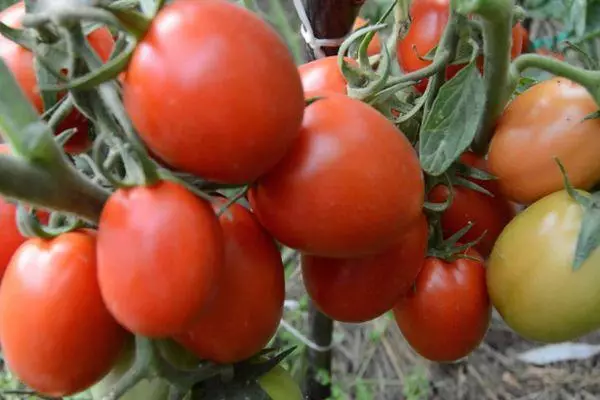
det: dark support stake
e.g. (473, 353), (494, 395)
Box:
(300, 2), (363, 399)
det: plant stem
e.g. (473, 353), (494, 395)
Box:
(299, 1), (362, 398)
(0, 58), (109, 223)
(510, 53), (600, 103)
(0, 154), (108, 223)
(455, 0), (515, 155)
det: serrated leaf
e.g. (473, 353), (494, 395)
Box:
(419, 62), (485, 176)
(573, 192), (600, 270)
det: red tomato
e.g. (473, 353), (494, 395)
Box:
(0, 2), (114, 154)
(488, 78), (600, 204)
(397, 0), (523, 92)
(302, 214), (428, 323)
(97, 180), (224, 337)
(353, 17), (382, 56)
(393, 250), (491, 362)
(298, 56), (349, 95)
(517, 23), (529, 52)
(176, 199), (284, 364)
(124, 0), (304, 184)
(428, 153), (515, 258)
(250, 92), (424, 258)
(0, 230), (127, 396)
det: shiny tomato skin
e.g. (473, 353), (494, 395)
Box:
(488, 78), (600, 205)
(302, 214), (428, 323)
(397, 0), (523, 92)
(487, 190), (600, 343)
(250, 93), (424, 258)
(97, 180), (224, 337)
(393, 251), (491, 362)
(0, 2), (113, 154)
(353, 17), (382, 56)
(298, 56), (348, 95)
(123, 0), (304, 184)
(429, 153), (516, 258)
(0, 231), (127, 397)
(176, 200), (284, 364)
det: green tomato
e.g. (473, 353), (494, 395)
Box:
(487, 190), (600, 343)
(257, 364), (303, 400)
(89, 341), (170, 400)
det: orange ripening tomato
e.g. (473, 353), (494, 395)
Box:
(302, 214), (428, 323)
(123, 0), (304, 184)
(0, 230), (127, 397)
(298, 56), (349, 95)
(97, 180), (224, 337)
(353, 17), (382, 56)
(394, 249), (491, 362)
(176, 199), (284, 364)
(250, 92), (424, 258)
(0, 2), (114, 154)
(397, 0), (523, 92)
(428, 152), (516, 258)
(488, 78), (600, 204)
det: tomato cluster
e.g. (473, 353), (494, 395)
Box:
(0, 0), (598, 396)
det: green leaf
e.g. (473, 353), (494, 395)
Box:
(567, 0), (587, 37)
(573, 192), (600, 270)
(418, 62), (485, 176)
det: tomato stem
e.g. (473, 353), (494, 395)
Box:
(455, 0), (515, 155)
(0, 59), (109, 223)
(510, 54), (600, 106)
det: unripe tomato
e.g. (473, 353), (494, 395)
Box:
(397, 0), (523, 92)
(488, 78), (600, 204)
(0, 230), (127, 397)
(124, 0), (304, 184)
(90, 339), (170, 400)
(250, 93), (424, 258)
(176, 199), (284, 364)
(97, 180), (224, 337)
(353, 17), (382, 56)
(298, 56), (349, 95)
(488, 190), (600, 343)
(0, 2), (114, 154)
(302, 214), (427, 323)
(393, 250), (491, 362)
(428, 153), (516, 258)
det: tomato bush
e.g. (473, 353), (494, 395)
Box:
(0, 1), (114, 154)
(301, 214), (427, 322)
(393, 250), (491, 362)
(97, 180), (224, 337)
(488, 78), (600, 204)
(123, 0), (305, 184)
(176, 199), (284, 364)
(250, 92), (424, 258)
(397, 0), (523, 92)
(487, 190), (600, 342)
(0, 230), (127, 397)
(428, 153), (516, 258)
